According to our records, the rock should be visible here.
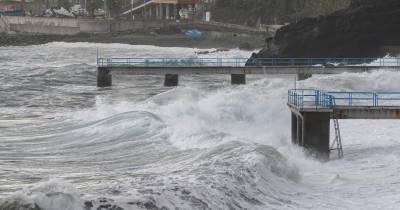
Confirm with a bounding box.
[154,26,182,35]
[84,200,94,210]
[252,0,400,59]
[0,201,42,210]
[238,42,253,50]
[6,31,17,35]
[210,0,351,26]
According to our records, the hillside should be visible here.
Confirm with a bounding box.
[210,0,351,26]
[250,0,400,59]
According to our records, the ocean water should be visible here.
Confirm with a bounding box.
[1,42,400,210]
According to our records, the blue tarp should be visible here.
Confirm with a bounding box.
[0,10,24,16]
[185,29,202,38]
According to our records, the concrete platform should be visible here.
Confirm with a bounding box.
[288,89,400,160]
[97,65,400,87]
[98,65,390,75]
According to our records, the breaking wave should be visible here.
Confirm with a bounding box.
[2,43,400,210]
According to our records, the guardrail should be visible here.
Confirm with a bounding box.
[192,20,268,33]
[288,89,400,109]
[97,57,400,68]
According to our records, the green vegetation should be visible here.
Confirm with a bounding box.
[59,0,72,9]
[106,0,123,18]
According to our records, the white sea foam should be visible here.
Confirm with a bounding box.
[2,43,400,209]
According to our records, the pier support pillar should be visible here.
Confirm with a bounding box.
[164,74,179,86]
[302,112,331,161]
[231,74,246,85]
[155,4,160,19]
[297,114,303,146]
[166,4,170,19]
[158,4,163,20]
[97,68,112,87]
[297,73,312,81]
[291,112,298,145]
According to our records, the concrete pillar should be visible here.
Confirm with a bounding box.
[297,115,303,146]
[174,4,177,19]
[155,4,159,19]
[291,112,298,145]
[159,4,163,20]
[297,73,312,81]
[149,6,152,19]
[302,112,331,160]
[97,68,112,87]
[166,4,170,19]
[164,74,179,86]
[231,74,246,85]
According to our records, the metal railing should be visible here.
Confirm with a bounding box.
[288,89,400,109]
[97,57,400,68]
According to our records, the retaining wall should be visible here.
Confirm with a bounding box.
[0,16,10,33]
[79,19,111,33]
[1,16,145,34]
[0,19,6,33]
[0,16,275,36]
[4,16,80,35]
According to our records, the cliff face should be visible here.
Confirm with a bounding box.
[253,0,400,59]
[210,0,351,26]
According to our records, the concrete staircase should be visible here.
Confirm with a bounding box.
[122,0,154,15]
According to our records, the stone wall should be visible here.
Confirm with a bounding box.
[0,16,271,37]
[4,16,80,35]
[1,17,163,34]
[0,17,7,33]
[79,19,111,33]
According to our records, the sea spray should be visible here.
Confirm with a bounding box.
[2,43,400,209]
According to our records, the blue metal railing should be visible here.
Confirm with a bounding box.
[288,89,400,109]
[97,57,400,67]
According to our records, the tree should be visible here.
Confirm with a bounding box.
[59,0,72,9]
[106,0,123,18]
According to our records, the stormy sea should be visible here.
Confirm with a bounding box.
[1,42,400,210]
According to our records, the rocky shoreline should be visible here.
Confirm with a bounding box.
[252,0,400,59]
[0,31,264,50]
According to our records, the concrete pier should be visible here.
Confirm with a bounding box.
[231,74,246,85]
[291,111,331,160]
[288,89,400,160]
[164,74,179,86]
[302,112,331,160]
[96,65,399,87]
[97,68,112,87]
[96,57,400,87]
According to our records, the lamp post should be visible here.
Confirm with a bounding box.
[104,0,107,18]
[131,0,134,21]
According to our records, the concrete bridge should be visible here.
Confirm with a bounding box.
[97,57,400,87]
[288,89,400,160]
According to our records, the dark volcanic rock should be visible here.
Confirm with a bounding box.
[0,201,42,210]
[253,0,400,59]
